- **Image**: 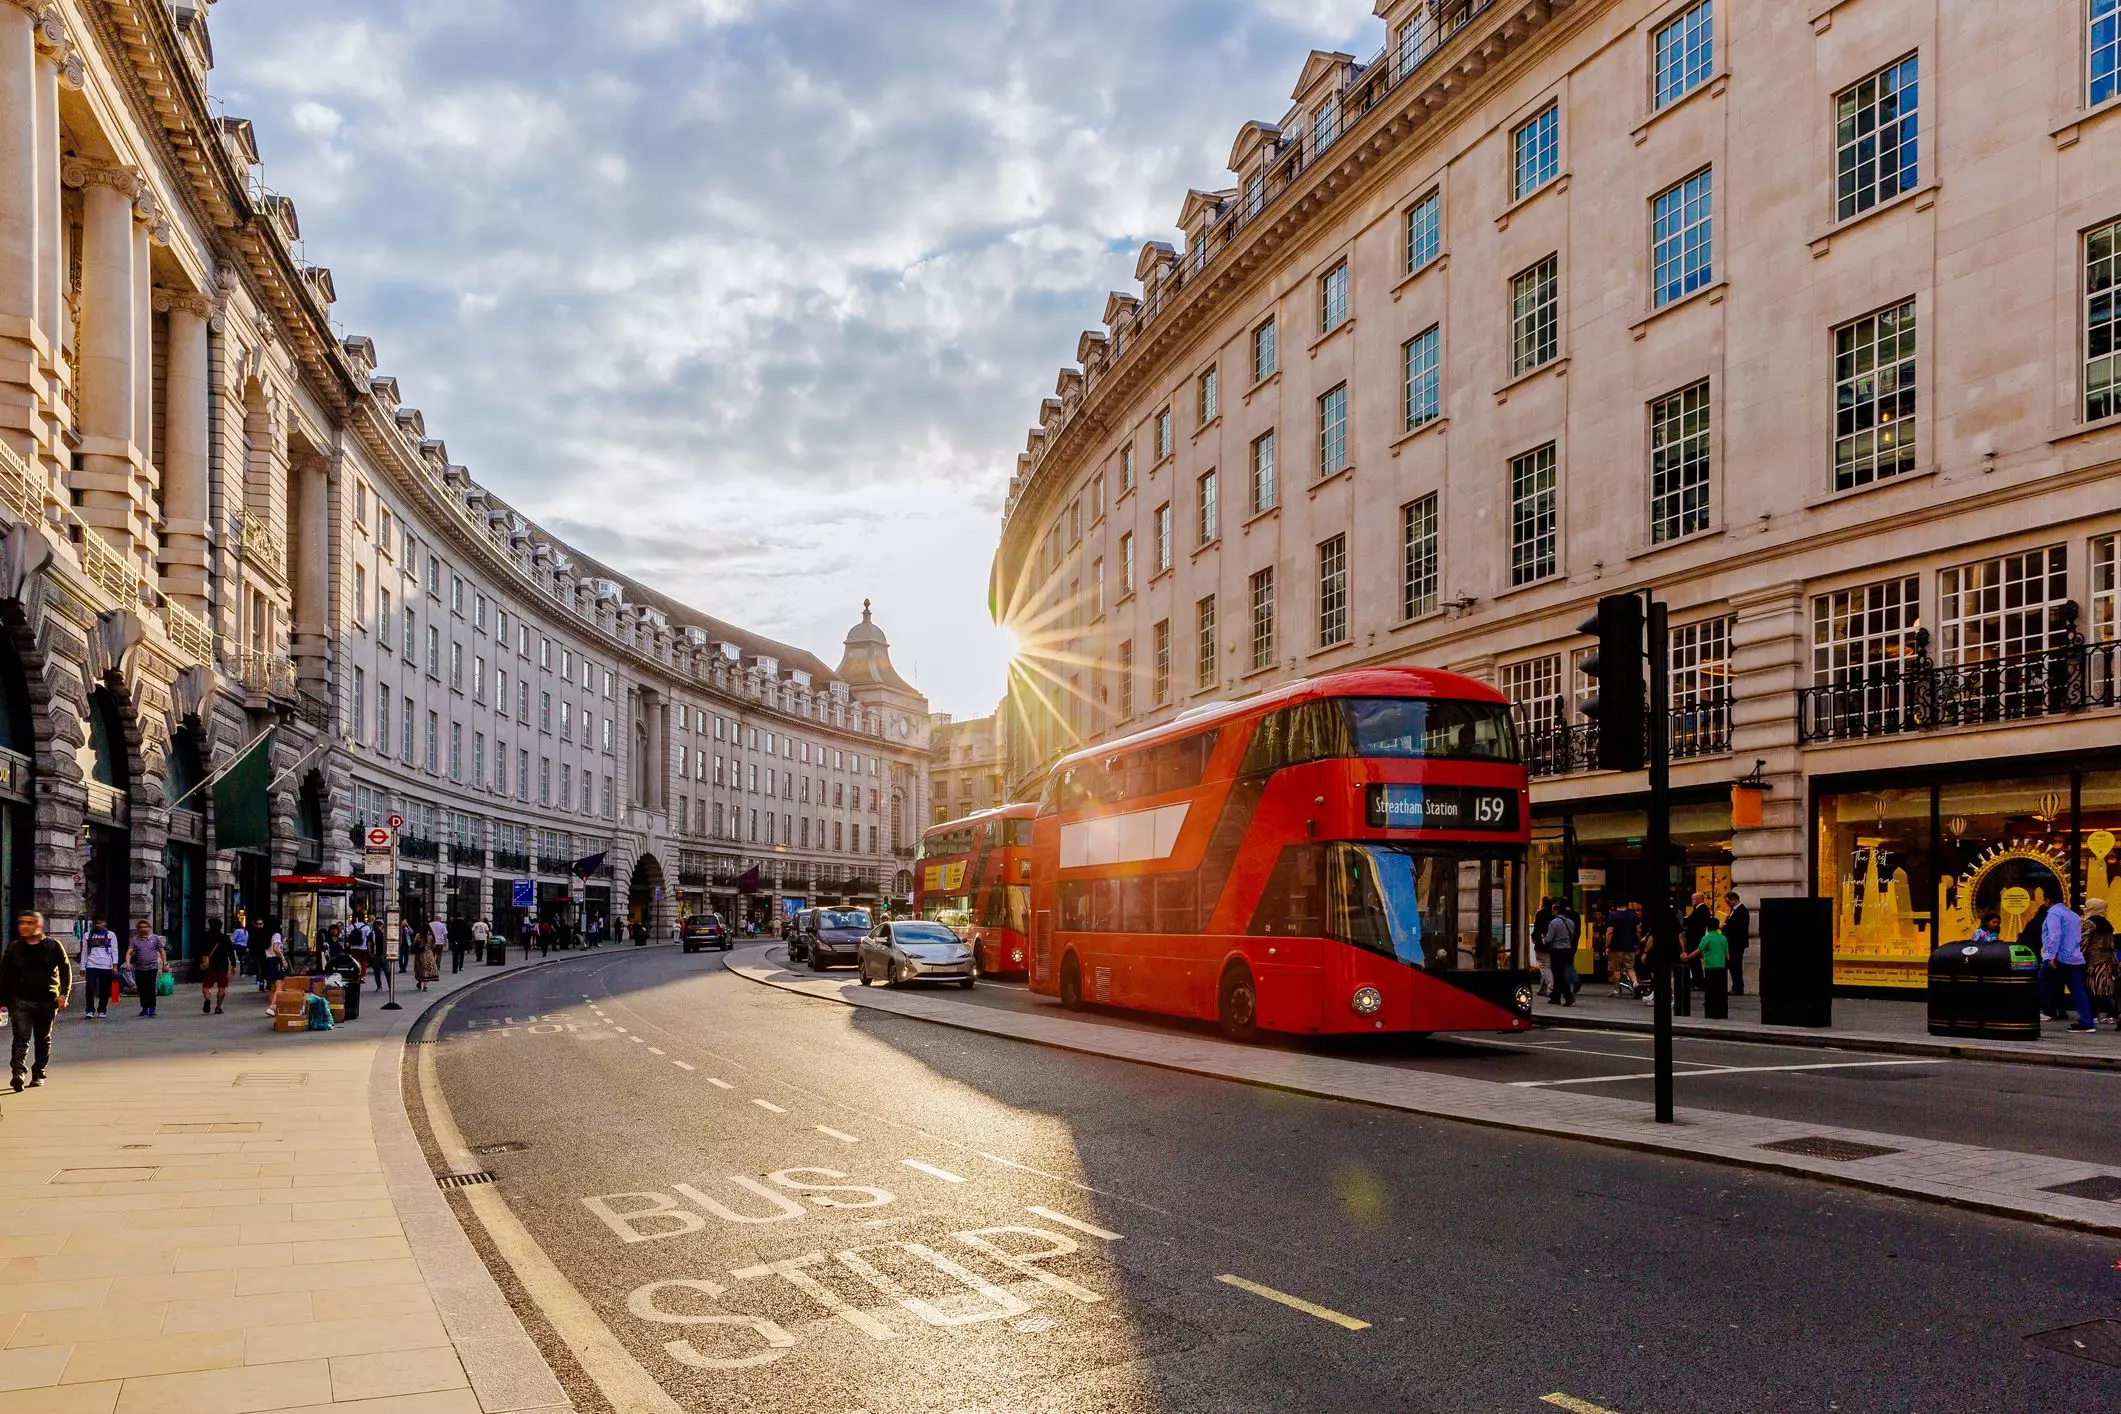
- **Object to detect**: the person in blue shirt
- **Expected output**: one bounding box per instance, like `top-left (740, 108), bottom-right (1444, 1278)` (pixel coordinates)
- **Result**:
top-left (2040, 897), bottom-right (2094, 1033)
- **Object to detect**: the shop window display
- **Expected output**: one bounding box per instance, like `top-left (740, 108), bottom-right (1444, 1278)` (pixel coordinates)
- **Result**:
top-left (1935, 776), bottom-right (2072, 951)
top-left (1818, 788), bottom-right (1933, 988)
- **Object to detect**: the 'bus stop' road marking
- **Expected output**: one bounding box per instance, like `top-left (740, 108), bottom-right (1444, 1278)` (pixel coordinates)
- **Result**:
top-left (901, 1160), bottom-right (966, 1184)
top-left (1541, 1394), bottom-right (1621, 1413)
top-left (816, 1126), bottom-right (861, 1144)
top-left (671, 1060), bottom-right (695, 1071)
top-left (1215, 1274), bottom-right (1369, 1331)
top-left (753, 1099), bottom-right (788, 1113)
top-left (1026, 1206), bottom-right (1122, 1240)
top-left (1510, 1058), bottom-right (1937, 1087)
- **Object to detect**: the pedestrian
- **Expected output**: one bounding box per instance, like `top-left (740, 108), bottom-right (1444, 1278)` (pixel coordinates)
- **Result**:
top-left (1543, 903), bottom-right (1579, 1006)
top-left (1722, 890), bottom-right (1751, 997)
top-left (1604, 899), bottom-right (1640, 998)
top-left (1533, 897), bottom-right (1555, 996)
top-left (413, 925), bottom-right (439, 991)
top-left (1973, 912), bottom-right (2002, 945)
top-left (3, 912), bottom-right (70, 1090)
top-left (234, 914), bottom-right (259, 990)
top-left (2082, 898), bottom-right (2116, 1026)
top-left (198, 918), bottom-right (236, 1014)
top-left (1694, 916), bottom-right (1730, 1019)
top-left (448, 916), bottom-right (467, 974)
top-left (538, 920), bottom-right (551, 957)
top-left (471, 915), bottom-right (491, 966)
top-left (126, 920), bottom-right (166, 1018)
top-left (2039, 895), bottom-right (2093, 1033)
top-left (78, 917), bottom-right (119, 1019)
top-left (1675, 891), bottom-right (1712, 1017)
top-left (262, 926), bottom-right (288, 998)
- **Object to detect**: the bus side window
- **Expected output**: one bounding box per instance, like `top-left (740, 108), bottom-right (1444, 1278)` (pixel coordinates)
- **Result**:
top-left (1248, 845), bottom-right (1324, 937)
top-left (1153, 873), bottom-right (1197, 933)
top-left (1122, 876), bottom-right (1154, 932)
top-left (1058, 880), bottom-right (1092, 931)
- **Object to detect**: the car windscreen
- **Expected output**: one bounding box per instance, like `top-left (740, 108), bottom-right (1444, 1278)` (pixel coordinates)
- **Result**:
top-left (890, 922), bottom-right (958, 945)
top-left (818, 910), bottom-right (870, 931)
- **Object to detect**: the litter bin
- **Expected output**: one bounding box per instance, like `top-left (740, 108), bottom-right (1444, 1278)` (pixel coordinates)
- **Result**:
top-left (485, 939), bottom-right (507, 965)
top-left (1927, 939), bottom-right (2041, 1039)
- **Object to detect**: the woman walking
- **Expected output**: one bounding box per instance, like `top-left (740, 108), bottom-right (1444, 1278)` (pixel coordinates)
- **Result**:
top-left (2083, 898), bottom-right (2116, 1026)
top-left (262, 926), bottom-right (288, 1000)
top-left (127, 921), bottom-right (166, 1018)
top-left (413, 925), bottom-right (440, 991)
top-left (198, 919), bottom-right (236, 1015)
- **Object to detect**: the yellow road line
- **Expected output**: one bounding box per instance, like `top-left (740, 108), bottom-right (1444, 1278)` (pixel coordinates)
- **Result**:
top-left (1542, 1394), bottom-right (1622, 1413)
top-left (1214, 1274), bottom-right (1369, 1330)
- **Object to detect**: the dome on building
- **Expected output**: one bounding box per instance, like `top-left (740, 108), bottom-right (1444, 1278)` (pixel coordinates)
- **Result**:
top-left (838, 599), bottom-right (911, 689)
top-left (845, 599), bottom-right (889, 648)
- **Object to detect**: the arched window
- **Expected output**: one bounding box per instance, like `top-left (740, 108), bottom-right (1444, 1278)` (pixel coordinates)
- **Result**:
top-left (87, 687), bottom-right (128, 791)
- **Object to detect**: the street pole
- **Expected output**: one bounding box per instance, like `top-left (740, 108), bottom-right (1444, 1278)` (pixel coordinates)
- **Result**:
top-left (1646, 593), bottom-right (1673, 1123)
top-left (380, 843), bottom-right (403, 1010)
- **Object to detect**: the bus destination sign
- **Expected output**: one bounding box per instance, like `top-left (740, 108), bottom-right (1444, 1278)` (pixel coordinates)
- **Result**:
top-left (1365, 783), bottom-right (1519, 832)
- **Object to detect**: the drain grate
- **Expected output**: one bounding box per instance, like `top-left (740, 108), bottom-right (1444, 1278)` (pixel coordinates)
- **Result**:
top-left (2027, 1320), bottom-right (2121, 1368)
top-left (1756, 1135), bottom-right (1903, 1162)
top-left (2040, 1174), bottom-right (2121, 1203)
top-left (232, 1072), bottom-right (308, 1088)
top-left (470, 1141), bottom-right (527, 1155)
top-left (437, 1170), bottom-right (496, 1188)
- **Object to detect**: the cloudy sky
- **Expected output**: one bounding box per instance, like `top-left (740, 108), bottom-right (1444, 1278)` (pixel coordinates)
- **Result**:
top-left (208, 0), bottom-right (1383, 718)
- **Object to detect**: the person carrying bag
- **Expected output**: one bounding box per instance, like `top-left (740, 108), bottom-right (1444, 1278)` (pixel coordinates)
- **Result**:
top-left (127, 921), bottom-right (166, 1018)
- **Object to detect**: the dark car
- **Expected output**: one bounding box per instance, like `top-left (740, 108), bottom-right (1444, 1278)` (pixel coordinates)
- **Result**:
top-left (681, 916), bottom-right (730, 953)
top-left (794, 908), bottom-right (871, 971)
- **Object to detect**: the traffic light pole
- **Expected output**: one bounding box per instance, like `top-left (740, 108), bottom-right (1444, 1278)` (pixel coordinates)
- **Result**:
top-left (1645, 594), bottom-right (1674, 1123)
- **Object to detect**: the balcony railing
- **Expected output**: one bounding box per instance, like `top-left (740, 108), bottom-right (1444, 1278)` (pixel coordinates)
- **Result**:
top-left (492, 848), bottom-right (531, 872)
top-left (448, 844), bottom-right (486, 867)
top-left (0, 437), bottom-right (45, 523)
top-left (1519, 696), bottom-right (1733, 780)
top-left (237, 508), bottom-right (286, 583)
top-left (230, 648), bottom-right (296, 700)
top-left (1797, 641), bottom-right (2121, 745)
top-left (398, 835), bottom-right (441, 862)
top-left (162, 600), bottom-right (214, 660)
top-left (76, 529), bottom-right (141, 604)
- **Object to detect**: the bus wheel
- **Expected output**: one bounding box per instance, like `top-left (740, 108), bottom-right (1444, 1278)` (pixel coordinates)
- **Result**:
top-left (1058, 954), bottom-right (1084, 1010)
top-left (1217, 964), bottom-right (1260, 1043)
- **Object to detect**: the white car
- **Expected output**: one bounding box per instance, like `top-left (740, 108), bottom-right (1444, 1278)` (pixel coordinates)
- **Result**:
top-left (857, 920), bottom-right (975, 989)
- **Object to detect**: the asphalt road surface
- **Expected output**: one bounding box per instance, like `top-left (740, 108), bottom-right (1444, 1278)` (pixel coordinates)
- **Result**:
top-left (416, 946), bottom-right (2121, 1414)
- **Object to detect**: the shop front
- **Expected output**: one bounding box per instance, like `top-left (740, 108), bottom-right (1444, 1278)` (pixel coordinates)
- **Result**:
top-left (1814, 755), bottom-right (2121, 990)
top-left (1529, 790), bottom-right (1735, 918)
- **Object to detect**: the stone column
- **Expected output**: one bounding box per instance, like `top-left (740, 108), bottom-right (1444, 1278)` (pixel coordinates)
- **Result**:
top-left (0, 4), bottom-right (35, 330)
top-left (132, 217), bottom-right (152, 465)
top-left (651, 698), bottom-right (669, 813)
top-left (32, 21), bottom-right (62, 363)
top-left (70, 163), bottom-right (139, 554)
top-left (290, 455), bottom-right (330, 691)
top-left (156, 294), bottom-right (211, 610)
top-left (1728, 582), bottom-right (1809, 906)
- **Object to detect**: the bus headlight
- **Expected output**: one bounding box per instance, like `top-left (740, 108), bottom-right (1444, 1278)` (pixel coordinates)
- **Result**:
top-left (1350, 986), bottom-right (1383, 1017)
top-left (1010, 947), bottom-right (1024, 964)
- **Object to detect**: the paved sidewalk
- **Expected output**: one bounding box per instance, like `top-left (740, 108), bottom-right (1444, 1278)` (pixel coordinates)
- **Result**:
top-left (0, 947), bottom-right (600, 1414)
top-left (1536, 986), bottom-right (2121, 1069)
top-left (727, 947), bottom-right (2121, 1237)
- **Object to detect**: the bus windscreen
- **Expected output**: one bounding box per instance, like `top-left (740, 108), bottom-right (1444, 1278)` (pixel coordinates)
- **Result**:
top-left (1342, 698), bottom-right (1515, 761)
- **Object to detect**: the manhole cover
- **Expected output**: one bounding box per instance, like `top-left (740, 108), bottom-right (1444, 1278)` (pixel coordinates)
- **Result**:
top-left (2040, 1175), bottom-right (2121, 1203)
top-left (437, 1170), bottom-right (496, 1188)
top-left (471, 1141), bottom-right (527, 1155)
top-left (2027, 1320), bottom-right (2121, 1368)
top-left (1755, 1135), bottom-right (1903, 1162)
top-left (232, 1072), bottom-right (308, 1088)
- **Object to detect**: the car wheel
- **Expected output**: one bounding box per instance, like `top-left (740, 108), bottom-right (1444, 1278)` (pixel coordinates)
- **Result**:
top-left (857, 961), bottom-right (872, 986)
top-left (1058, 953), bottom-right (1084, 1011)
top-left (958, 977), bottom-right (975, 989)
top-left (809, 953), bottom-right (827, 973)
top-left (1217, 963), bottom-right (1260, 1044)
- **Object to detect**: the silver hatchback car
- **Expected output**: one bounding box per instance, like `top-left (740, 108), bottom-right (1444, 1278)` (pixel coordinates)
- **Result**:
top-left (858, 920), bottom-right (976, 989)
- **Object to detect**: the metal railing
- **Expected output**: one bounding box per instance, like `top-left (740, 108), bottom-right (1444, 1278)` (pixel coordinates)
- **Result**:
top-left (237, 508), bottom-right (286, 583)
top-left (230, 649), bottom-right (296, 699)
top-left (162, 600), bottom-right (214, 660)
top-left (76, 529), bottom-right (141, 604)
top-left (0, 438), bottom-right (45, 523)
top-left (1797, 641), bottom-right (2121, 744)
top-left (1519, 695), bottom-right (1734, 780)
top-left (399, 835), bottom-right (441, 862)
top-left (492, 848), bottom-right (531, 872)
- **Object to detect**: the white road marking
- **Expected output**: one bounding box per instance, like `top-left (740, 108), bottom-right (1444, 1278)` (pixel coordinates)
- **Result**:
top-left (672, 1061), bottom-right (696, 1071)
top-left (1216, 1273), bottom-right (1369, 1330)
top-left (1510, 1058), bottom-right (1939, 1087)
top-left (1026, 1206), bottom-right (1123, 1240)
top-left (816, 1126), bottom-right (861, 1144)
top-left (611, 1026), bottom-right (627, 1033)
top-left (628, 1036), bottom-right (645, 1045)
top-left (647, 1047), bottom-right (665, 1055)
top-left (975, 1152), bottom-right (1100, 1192)
top-left (900, 1159), bottom-right (966, 1184)
top-left (1543, 1394), bottom-right (1623, 1414)
top-left (706, 1077), bottom-right (734, 1090)
top-left (753, 1099), bottom-right (788, 1113)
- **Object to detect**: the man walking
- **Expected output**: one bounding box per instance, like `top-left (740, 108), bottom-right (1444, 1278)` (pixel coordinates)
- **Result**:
top-left (4, 912), bottom-right (70, 1089)
top-left (1722, 891), bottom-right (1751, 997)
top-left (78, 918), bottom-right (119, 1019)
top-left (128, 921), bottom-right (166, 1018)
top-left (198, 919), bottom-right (236, 1014)
top-left (448, 916), bottom-right (468, 974)
top-left (1543, 902), bottom-right (1580, 1007)
top-left (2041, 894), bottom-right (2094, 1033)
top-left (471, 915), bottom-right (490, 966)
top-left (1604, 899), bottom-right (1640, 998)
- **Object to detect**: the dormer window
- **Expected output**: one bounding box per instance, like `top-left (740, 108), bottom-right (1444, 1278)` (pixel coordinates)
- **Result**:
top-left (1244, 174), bottom-right (1264, 218)
top-left (1312, 99), bottom-right (1338, 154)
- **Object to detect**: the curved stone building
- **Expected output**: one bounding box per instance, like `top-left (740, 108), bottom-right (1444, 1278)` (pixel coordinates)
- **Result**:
top-left (992, 0), bottom-right (2121, 989)
top-left (0, 1), bottom-right (927, 956)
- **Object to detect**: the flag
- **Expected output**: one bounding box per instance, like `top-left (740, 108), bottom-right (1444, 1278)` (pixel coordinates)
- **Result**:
top-left (212, 729), bottom-right (274, 852)
top-left (570, 851), bottom-right (607, 879)
top-left (738, 865), bottom-right (760, 894)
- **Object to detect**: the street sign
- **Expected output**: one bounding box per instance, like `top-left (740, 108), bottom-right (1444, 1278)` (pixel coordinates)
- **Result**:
top-left (387, 813), bottom-right (404, 829)
top-left (363, 851), bottom-right (394, 875)
top-left (364, 826), bottom-right (394, 850)
top-left (511, 879), bottom-right (534, 908)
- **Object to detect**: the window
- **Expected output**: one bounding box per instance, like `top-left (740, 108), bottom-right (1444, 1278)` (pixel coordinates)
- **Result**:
top-left (1249, 568), bottom-right (1275, 672)
top-left (352, 667), bottom-right (365, 739)
top-left (539, 691), bottom-right (552, 733)
top-left (402, 699), bottom-right (415, 763)
top-left (539, 757), bottom-right (551, 806)
top-left (1501, 655), bottom-right (1564, 738)
top-left (1320, 262), bottom-right (1349, 334)
top-left (450, 575), bottom-right (464, 614)
top-left (1939, 547), bottom-right (2069, 663)
top-left (1197, 470), bottom-right (1218, 545)
top-left (1405, 190), bottom-right (1440, 274)
top-left (449, 722), bottom-right (462, 781)
top-left (1316, 534), bottom-right (1348, 647)
top-left (1512, 104), bottom-right (1559, 199)
top-left (518, 680), bottom-right (530, 721)
top-left (2088, 218), bottom-right (2120, 422)
top-left (426, 552), bottom-right (441, 598)
top-left (1653, 1), bottom-right (1714, 108)
top-left (1650, 168), bottom-right (1713, 307)
top-left (379, 586), bottom-right (391, 642)
top-left (424, 711), bottom-right (438, 773)
top-left (1395, 12), bottom-right (1435, 74)
top-left (1090, 472), bottom-right (1106, 521)
top-left (1152, 619), bottom-right (1171, 706)
top-left (402, 605), bottom-right (416, 660)
top-left (1650, 382), bottom-right (1713, 543)
top-left (353, 483), bottom-right (368, 527)
top-left (1833, 299), bottom-right (1918, 489)
top-left (1510, 255), bottom-right (1560, 375)
top-left (473, 732), bottom-right (485, 788)
top-left (425, 624), bottom-right (440, 677)
top-left (1669, 615), bottom-right (1731, 719)
top-left (517, 749), bottom-right (529, 801)
top-left (377, 686), bottom-right (390, 754)
top-left (1403, 326), bottom-right (1440, 431)
top-left (1252, 318), bottom-right (1277, 382)
top-left (1156, 409), bottom-right (1172, 459)
top-left (539, 636), bottom-right (551, 669)
top-left (1155, 503), bottom-right (1173, 573)
top-left (353, 565), bottom-right (366, 629)
top-left (1317, 384), bottom-right (1349, 479)
top-left (1312, 96), bottom-right (1339, 153)
top-left (474, 592), bottom-right (487, 631)
top-left (1092, 556), bottom-right (1106, 617)
top-left (1509, 443), bottom-right (1559, 586)
top-left (561, 700), bottom-right (573, 741)
top-left (2093, 534), bottom-right (2118, 644)
top-left (1197, 367), bottom-right (1219, 424)
top-left (1122, 442), bottom-right (1137, 489)
top-left (1835, 55), bottom-right (1919, 221)
top-left (1120, 531), bottom-right (1136, 595)
top-left (1401, 493), bottom-right (1439, 620)
top-left (2098, 0), bottom-right (2120, 106)
top-left (1118, 640), bottom-right (1134, 718)
top-left (1195, 595), bottom-right (1217, 688)
top-left (449, 641), bottom-right (463, 692)
top-left (1250, 432), bottom-right (1276, 515)
top-left (1068, 499), bottom-right (1082, 545)
top-left (1811, 576), bottom-right (1921, 684)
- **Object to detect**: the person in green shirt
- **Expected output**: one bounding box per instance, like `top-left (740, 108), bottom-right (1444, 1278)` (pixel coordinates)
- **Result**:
top-left (1688, 922), bottom-right (1731, 1019)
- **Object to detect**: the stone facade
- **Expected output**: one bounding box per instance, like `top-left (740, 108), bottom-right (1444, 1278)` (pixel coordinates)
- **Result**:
top-left (928, 708), bottom-right (1007, 826)
top-left (0, 1), bottom-right (928, 956)
top-left (991, 0), bottom-right (2121, 982)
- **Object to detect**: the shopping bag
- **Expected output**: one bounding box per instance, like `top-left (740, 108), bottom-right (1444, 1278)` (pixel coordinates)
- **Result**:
top-left (156, 970), bottom-right (175, 997)
top-left (117, 965), bottom-right (135, 994)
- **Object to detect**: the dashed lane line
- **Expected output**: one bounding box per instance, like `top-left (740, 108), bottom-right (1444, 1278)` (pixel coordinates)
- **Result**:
top-left (610, 1025), bottom-right (627, 1033)
top-left (646, 1046), bottom-right (665, 1055)
top-left (1026, 1206), bottom-right (1122, 1240)
top-left (816, 1126), bottom-right (861, 1144)
top-left (671, 1060), bottom-right (695, 1071)
top-left (753, 1098), bottom-right (789, 1113)
top-left (1542, 1394), bottom-right (1622, 1413)
top-left (1510, 1058), bottom-right (1938, 1087)
top-left (706, 1077), bottom-right (734, 1090)
top-left (1216, 1274), bottom-right (1370, 1331)
top-left (627, 1036), bottom-right (645, 1045)
top-left (901, 1159), bottom-right (966, 1184)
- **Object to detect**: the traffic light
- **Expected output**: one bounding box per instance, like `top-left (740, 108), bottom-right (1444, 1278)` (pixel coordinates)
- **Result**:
top-left (1578, 594), bottom-right (1646, 772)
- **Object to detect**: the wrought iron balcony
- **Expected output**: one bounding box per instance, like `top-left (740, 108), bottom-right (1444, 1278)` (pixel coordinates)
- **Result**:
top-left (491, 848), bottom-right (531, 872)
top-left (398, 834), bottom-right (440, 862)
top-left (447, 844), bottom-right (486, 867)
top-left (1797, 640), bottom-right (2120, 745)
top-left (1518, 696), bottom-right (1733, 780)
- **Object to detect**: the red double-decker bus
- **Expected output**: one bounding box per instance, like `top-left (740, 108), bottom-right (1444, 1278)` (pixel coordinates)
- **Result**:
top-left (915, 804), bottom-right (1036, 978)
top-left (1027, 667), bottom-right (1535, 1040)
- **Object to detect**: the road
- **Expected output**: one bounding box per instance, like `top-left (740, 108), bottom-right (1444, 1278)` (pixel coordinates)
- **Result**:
top-left (416, 946), bottom-right (2121, 1414)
